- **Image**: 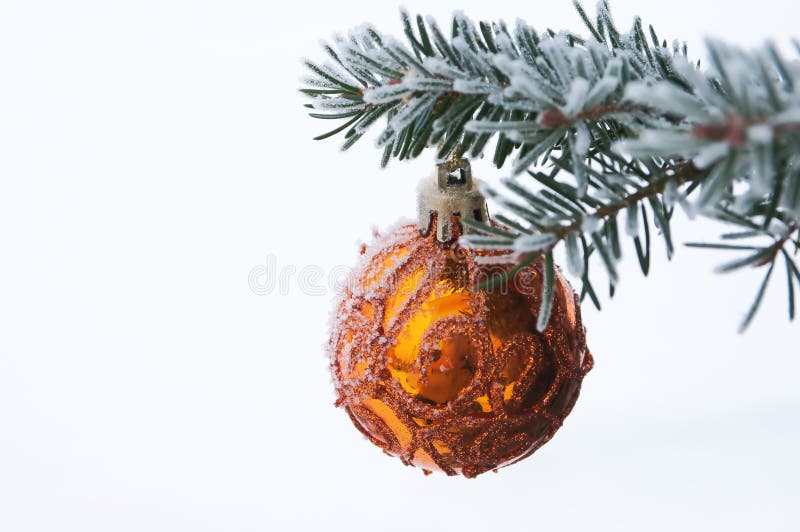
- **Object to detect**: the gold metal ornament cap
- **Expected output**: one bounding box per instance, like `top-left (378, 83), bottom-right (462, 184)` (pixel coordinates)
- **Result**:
top-left (417, 158), bottom-right (489, 243)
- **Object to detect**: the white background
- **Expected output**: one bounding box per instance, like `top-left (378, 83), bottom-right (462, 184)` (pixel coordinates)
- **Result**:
top-left (1, 1), bottom-right (799, 530)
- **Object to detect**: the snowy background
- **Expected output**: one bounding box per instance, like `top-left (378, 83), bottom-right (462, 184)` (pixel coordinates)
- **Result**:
top-left (1, 1), bottom-right (799, 530)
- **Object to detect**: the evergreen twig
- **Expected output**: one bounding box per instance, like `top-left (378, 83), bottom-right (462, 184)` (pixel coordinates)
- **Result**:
top-left (301, 2), bottom-right (800, 331)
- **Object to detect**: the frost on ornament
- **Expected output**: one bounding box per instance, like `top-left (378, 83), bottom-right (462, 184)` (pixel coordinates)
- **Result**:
top-left (327, 219), bottom-right (593, 478)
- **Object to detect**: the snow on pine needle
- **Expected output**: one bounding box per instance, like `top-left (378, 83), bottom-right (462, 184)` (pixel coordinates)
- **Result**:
top-left (301, 1), bottom-right (800, 331)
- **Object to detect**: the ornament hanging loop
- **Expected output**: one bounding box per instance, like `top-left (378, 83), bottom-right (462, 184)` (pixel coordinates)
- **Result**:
top-left (417, 158), bottom-right (489, 243)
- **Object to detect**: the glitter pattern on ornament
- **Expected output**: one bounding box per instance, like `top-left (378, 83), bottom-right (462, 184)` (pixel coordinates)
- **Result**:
top-left (328, 218), bottom-right (593, 478)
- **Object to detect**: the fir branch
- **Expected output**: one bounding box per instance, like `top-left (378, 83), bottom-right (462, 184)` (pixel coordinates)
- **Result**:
top-left (301, 2), bottom-right (800, 330)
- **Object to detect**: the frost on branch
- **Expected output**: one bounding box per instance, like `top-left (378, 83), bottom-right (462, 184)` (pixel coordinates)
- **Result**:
top-left (301, 2), bottom-right (800, 331)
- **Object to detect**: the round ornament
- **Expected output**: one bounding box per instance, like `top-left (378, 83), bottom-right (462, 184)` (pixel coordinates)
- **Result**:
top-left (328, 159), bottom-right (592, 477)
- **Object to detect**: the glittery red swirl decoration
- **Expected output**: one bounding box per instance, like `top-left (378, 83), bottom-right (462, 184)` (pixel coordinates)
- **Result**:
top-left (328, 222), bottom-right (592, 477)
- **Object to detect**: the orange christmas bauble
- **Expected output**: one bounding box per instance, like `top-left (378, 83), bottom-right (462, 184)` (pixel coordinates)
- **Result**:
top-left (328, 219), bottom-right (593, 477)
